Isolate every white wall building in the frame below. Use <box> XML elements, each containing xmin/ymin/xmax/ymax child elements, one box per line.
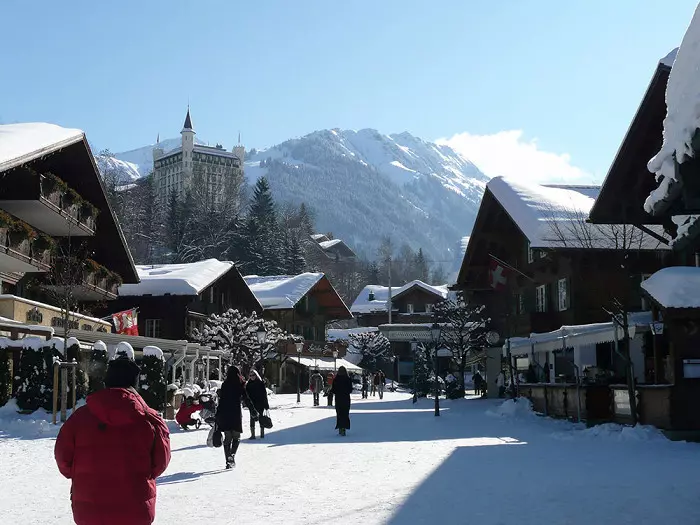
<box><xmin>153</xmin><ymin>108</ymin><xmax>244</xmax><ymax>207</ymax></box>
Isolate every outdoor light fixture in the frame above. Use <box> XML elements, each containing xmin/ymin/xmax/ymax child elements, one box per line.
<box><xmin>430</xmin><ymin>322</ymin><xmax>441</xmax><ymax>344</ymax></box>
<box><xmin>295</xmin><ymin>341</ymin><xmax>304</xmax><ymax>403</ymax></box>
<box><xmin>410</xmin><ymin>337</ymin><xmax>418</xmax><ymax>353</ymax></box>
<box><xmin>256</xmin><ymin>324</ymin><xmax>267</xmax><ymax>345</ymax></box>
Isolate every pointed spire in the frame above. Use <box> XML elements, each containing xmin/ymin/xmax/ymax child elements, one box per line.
<box><xmin>156</xmin><ymin>133</ymin><xmax>160</xmax><ymax>144</ymax></box>
<box><xmin>183</xmin><ymin>105</ymin><xmax>193</xmax><ymax>131</ymax></box>
<box><xmin>238</xmin><ymin>131</ymin><xmax>241</xmax><ymax>145</ymax></box>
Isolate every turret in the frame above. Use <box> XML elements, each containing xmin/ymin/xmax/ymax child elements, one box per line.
<box><xmin>153</xmin><ymin>133</ymin><xmax>164</xmax><ymax>161</ymax></box>
<box><xmin>233</xmin><ymin>132</ymin><xmax>245</xmax><ymax>170</ymax></box>
<box><xmin>181</xmin><ymin>107</ymin><xmax>196</xmax><ymax>175</ymax></box>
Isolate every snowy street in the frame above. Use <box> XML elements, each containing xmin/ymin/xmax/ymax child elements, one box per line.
<box><xmin>3</xmin><ymin>392</ymin><xmax>700</xmax><ymax>525</ymax></box>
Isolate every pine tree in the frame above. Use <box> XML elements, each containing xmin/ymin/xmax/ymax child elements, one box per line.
<box><xmin>244</xmin><ymin>178</ymin><xmax>283</xmax><ymax>275</ymax></box>
<box><xmin>412</xmin><ymin>344</ymin><xmax>431</xmax><ymax>397</ymax></box>
<box><xmin>288</xmin><ymin>236</ymin><xmax>306</xmax><ymax>274</ymax></box>
<box><xmin>139</xmin><ymin>348</ymin><xmax>166</xmax><ymax>411</ymax></box>
<box><xmin>414</xmin><ymin>248</ymin><xmax>430</xmax><ymax>282</ymax></box>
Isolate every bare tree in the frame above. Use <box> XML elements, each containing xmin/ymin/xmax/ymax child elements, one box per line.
<box><xmin>433</xmin><ymin>292</ymin><xmax>488</xmax><ymax>396</ymax></box>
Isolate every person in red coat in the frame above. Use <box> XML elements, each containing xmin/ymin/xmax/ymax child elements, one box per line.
<box><xmin>54</xmin><ymin>355</ymin><xmax>171</xmax><ymax>525</ymax></box>
<box><xmin>176</xmin><ymin>395</ymin><xmax>203</xmax><ymax>430</ymax></box>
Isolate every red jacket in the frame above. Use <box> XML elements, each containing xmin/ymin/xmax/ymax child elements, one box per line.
<box><xmin>175</xmin><ymin>402</ymin><xmax>203</xmax><ymax>424</ymax></box>
<box><xmin>55</xmin><ymin>388</ymin><xmax>171</xmax><ymax>525</ymax></box>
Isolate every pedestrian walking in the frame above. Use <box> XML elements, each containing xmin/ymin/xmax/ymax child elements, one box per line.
<box><xmin>361</xmin><ymin>372</ymin><xmax>369</xmax><ymax>398</ymax></box>
<box><xmin>246</xmin><ymin>369</ymin><xmax>269</xmax><ymax>439</ymax></box>
<box><xmin>326</xmin><ymin>372</ymin><xmax>335</xmax><ymax>406</ymax></box>
<box><xmin>496</xmin><ymin>370</ymin><xmax>506</xmax><ymax>398</ymax></box>
<box><xmin>473</xmin><ymin>370</ymin><xmax>484</xmax><ymax>397</ymax></box>
<box><xmin>331</xmin><ymin>366</ymin><xmax>352</xmax><ymax>436</ymax></box>
<box><xmin>176</xmin><ymin>395</ymin><xmax>203</xmax><ymax>430</ymax></box>
<box><xmin>370</xmin><ymin>372</ymin><xmax>378</xmax><ymax>396</ymax></box>
<box><xmin>216</xmin><ymin>366</ymin><xmax>257</xmax><ymax>469</ymax></box>
<box><xmin>310</xmin><ymin>369</ymin><xmax>324</xmax><ymax>406</ymax></box>
<box><xmin>377</xmin><ymin>370</ymin><xmax>386</xmax><ymax>399</ymax></box>
<box><xmin>54</xmin><ymin>354</ymin><xmax>171</xmax><ymax>525</ymax></box>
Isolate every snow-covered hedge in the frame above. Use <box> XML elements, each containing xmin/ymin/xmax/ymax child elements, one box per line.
<box><xmin>15</xmin><ymin>342</ymin><xmax>62</xmax><ymax>412</ymax></box>
<box><xmin>0</xmin><ymin>347</ymin><xmax>10</xmax><ymax>407</ymax></box>
<box><xmin>139</xmin><ymin>346</ymin><xmax>166</xmax><ymax>411</ymax></box>
<box><xmin>88</xmin><ymin>341</ymin><xmax>108</xmax><ymax>393</ymax></box>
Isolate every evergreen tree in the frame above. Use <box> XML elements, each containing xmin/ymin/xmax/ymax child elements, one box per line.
<box><xmin>414</xmin><ymin>248</ymin><xmax>430</xmax><ymax>282</ymax></box>
<box><xmin>244</xmin><ymin>178</ymin><xmax>283</xmax><ymax>275</ymax></box>
<box><xmin>139</xmin><ymin>347</ymin><xmax>166</xmax><ymax>411</ymax></box>
<box><xmin>288</xmin><ymin>236</ymin><xmax>306</xmax><ymax>274</ymax></box>
<box><xmin>0</xmin><ymin>347</ymin><xmax>10</xmax><ymax>407</ymax></box>
<box><xmin>412</xmin><ymin>344</ymin><xmax>431</xmax><ymax>397</ymax></box>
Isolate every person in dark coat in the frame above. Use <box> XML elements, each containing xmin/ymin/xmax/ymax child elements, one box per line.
<box><xmin>473</xmin><ymin>371</ymin><xmax>484</xmax><ymax>396</ymax></box>
<box><xmin>245</xmin><ymin>369</ymin><xmax>269</xmax><ymax>439</ymax></box>
<box><xmin>361</xmin><ymin>372</ymin><xmax>369</xmax><ymax>399</ymax></box>
<box><xmin>330</xmin><ymin>366</ymin><xmax>353</xmax><ymax>436</ymax></box>
<box><xmin>216</xmin><ymin>366</ymin><xmax>256</xmax><ymax>469</ymax></box>
<box><xmin>54</xmin><ymin>355</ymin><xmax>171</xmax><ymax>525</ymax></box>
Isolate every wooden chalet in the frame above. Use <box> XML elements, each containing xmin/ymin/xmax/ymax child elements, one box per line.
<box><xmin>0</xmin><ymin>123</ymin><xmax>139</xmax><ymax>306</ymax></box>
<box><xmin>108</xmin><ymin>259</ymin><xmax>262</xmax><ymax>341</ymax></box>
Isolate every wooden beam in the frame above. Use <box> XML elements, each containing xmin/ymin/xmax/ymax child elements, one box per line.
<box><xmin>633</xmin><ymin>224</ymin><xmax>669</xmax><ymax>245</ymax></box>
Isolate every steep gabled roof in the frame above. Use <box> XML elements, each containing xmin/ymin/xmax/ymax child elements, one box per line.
<box><xmin>119</xmin><ymin>259</ymin><xmax>254</xmax><ymax>300</ymax></box>
<box><xmin>183</xmin><ymin>108</ymin><xmax>193</xmax><ymax>131</ymax></box>
<box><xmin>0</xmin><ymin>123</ymin><xmax>84</xmax><ymax>172</ymax></box>
<box><xmin>350</xmin><ymin>281</ymin><xmax>449</xmax><ymax>314</ymax></box>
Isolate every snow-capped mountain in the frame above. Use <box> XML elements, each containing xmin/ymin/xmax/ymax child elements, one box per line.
<box><xmin>94</xmin><ymin>155</ymin><xmax>141</xmax><ymax>184</ymax></box>
<box><xmin>246</xmin><ymin>128</ymin><xmax>487</xmax><ymax>262</ymax></box>
<box><xmin>103</xmin><ymin>128</ymin><xmax>487</xmax><ymax>263</ymax></box>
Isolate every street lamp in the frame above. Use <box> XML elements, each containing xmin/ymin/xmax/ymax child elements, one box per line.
<box><xmin>410</xmin><ymin>337</ymin><xmax>418</xmax><ymax>399</ymax></box>
<box><xmin>333</xmin><ymin>348</ymin><xmax>338</xmax><ymax>372</ymax></box>
<box><xmin>295</xmin><ymin>341</ymin><xmax>304</xmax><ymax>403</ymax></box>
<box><xmin>431</xmin><ymin>323</ymin><xmax>441</xmax><ymax>417</ymax></box>
<box><xmin>256</xmin><ymin>324</ymin><xmax>267</xmax><ymax>375</ymax></box>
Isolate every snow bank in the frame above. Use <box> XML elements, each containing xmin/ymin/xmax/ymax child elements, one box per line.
<box><xmin>113</xmin><ymin>341</ymin><xmax>135</xmax><ymax>360</ymax></box>
<box><xmin>641</xmin><ymin>266</ymin><xmax>700</xmax><ymax>308</ymax></box>
<box><xmin>580</xmin><ymin>423</ymin><xmax>668</xmax><ymax>442</ymax></box>
<box><xmin>119</xmin><ymin>259</ymin><xmax>234</xmax><ymax>297</ymax></box>
<box><xmin>143</xmin><ymin>345</ymin><xmax>164</xmax><ymax>359</ymax></box>
<box><xmin>0</xmin><ymin>398</ymin><xmax>85</xmax><ymax>439</ymax></box>
<box><xmin>0</xmin><ymin>122</ymin><xmax>84</xmax><ymax>173</ymax></box>
<box><xmin>486</xmin><ymin>397</ymin><xmax>538</xmax><ymax>419</ymax></box>
<box><xmin>646</xmin><ymin>5</ymin><xmax>700</xmax><ymax>214</ymax></box>
<box><xmin>244</xmin><ymin>273</ymin><xmax>324</xmax><ymax>309</ymax></box>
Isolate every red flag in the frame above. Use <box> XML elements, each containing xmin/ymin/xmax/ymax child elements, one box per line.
<box><xmin>112</xmin><ymin>309</ymin><xmax>138</xmax><ymax>336</ymax></box>
<box><xmin>488</xmin><ymin>257</ymin><xmax>509</xmax><ymax>291</ymax></box>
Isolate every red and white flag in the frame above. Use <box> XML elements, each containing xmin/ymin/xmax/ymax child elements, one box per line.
<box><xmin>488</xmin><ymin>256</ymin><xmax>509</xmax><ymax>291</ymax></box>
<box><xmin>112</xmin><ymin>309</ymin><xmax>138</xmax><ymax>336</ymax></box>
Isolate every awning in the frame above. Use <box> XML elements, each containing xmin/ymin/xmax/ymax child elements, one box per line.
<box><xmin>291</xmin><ymin>356</ymin><xmax>364</xmax><ymax>374</ymax></box>
<box><xmin>504</xmin><ymin>312</ymin><xmax>653</xmax><ymax>356</ymax></box>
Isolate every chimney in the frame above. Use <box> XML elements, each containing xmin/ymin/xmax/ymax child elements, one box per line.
<box><xmin>368</xmin><ymin>290</ymin><xmax>375</xmax><ymax>302</ymax></box>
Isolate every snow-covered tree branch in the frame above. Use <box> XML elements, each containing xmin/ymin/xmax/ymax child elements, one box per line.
<box><xmin>347</xmin><ymin>331</ymin><xmax>391</xmax><ymax>370</ymax></box>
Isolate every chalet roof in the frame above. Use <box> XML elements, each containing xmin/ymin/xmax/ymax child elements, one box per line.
<box><xmin>0</xmin><ymin>123</ymin><xmax>83</xmax><ymax>172</ymax></box>
<box><xmin>641</xmin><ymin>266</ymin><xmax>700</xmax><ymax>309</ymax></box>
<box><xmin>0</xmin><ymin>123</ymin><xmax>138</xmax><ymax>283</ymax></box>
<box><xmin>588</xmin><ymin>55</ymin><xmax>673</xmax><ymax>225</ymax></box>
<box><xmin>486</xmin><ymin>177</ymin><xmax>667</xmax><ymax>250</ymax></box>
<box><xmin>350</xmin><ymin>281</ymin><xmax>449</xmax><ymax>314</ymax></box>
<box><xmin>319</xmin><ymin>239</ymin><xmax>343</xmax><ymax>249</ymax></box>
<box><xmin>311</xmin><ymin>234</ymin><xmax>330</xmax><ymax>242</ymax></box>
<box><xmin>244</xmin><ymin>273</ymin><xmax>352</xmax><ymax>319</ymax></box>
<box><xmin>119</xmin><ymin>259</ymin><xmax>249</xmax><ymax>298</ymax></box>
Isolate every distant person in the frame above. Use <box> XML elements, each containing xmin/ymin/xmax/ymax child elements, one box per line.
<box><xmin>370</xmin><ymin>372</ymin><xmax>378</xmax><ymax>396</ymax></box>
<box><xmin>496</xmin><ymin>370</ymin><xmax>506</xmax><ymax>398</ymax></box>
<box><xmin>216</xmin><ymin>366</ymin><xmax>256</xmax><ymax>469</ymax></box>
<box><xmin>246</xmin><ymin>369</ymin><xmax>269</xmax><ymax>439</ymax></box>
<box><xmin>176</xmin><ymin>395</ymin><xmax>203</xmax><ymax>430</ymax></box>
<box><xmin>54</xmin><ymin>355</ymin><xmax>171</xmax><ymax>525</ymax></box>
<box><xmin>473</xmin><ymin>371</ymin><xmax>484</xmax><ymax>397</ymax></box>
<box><xmin>310</xmin><ymin>369</ymin><xmax>324</xmax><ymax>406</ymax></box>
<box><xmin>326</xmin><ymin>372</ymin><xmax>335</xmax><ymax>406</ymax></box>
<box><xmin>361</xmin><ymin>372</ymin><xmax>369</xmax><ymax>399</ymax></box>
<box><xmin>377</xmin><ymin>370</ymin><xmax>386</xmax><ymax>399</ymax></box>
<box><xmin>330</xmin><ymin>366</ymin><xmax>353</xmax><ymax>436</ymax></box>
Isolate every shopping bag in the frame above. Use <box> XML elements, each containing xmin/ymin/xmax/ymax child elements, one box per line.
<box><xmin>261</xmin><ymin>409</ymin><xmax>273</xmax><ymax>429</ymax></box>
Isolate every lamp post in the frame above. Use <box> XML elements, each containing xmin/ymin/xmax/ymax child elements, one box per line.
<box><xmin>431</xmin><ymin>323</ymin><xmax>441</xmax><ymax>417</ymax></box>
<box><xmin>256</xmin><ymin>324</ymin><xmax>267</xmax><ymax>376</ymax></box>
<box><xmin>295</xmin><ymin>341</ymin><xmax>304</xmax><ymax>403</ymax></box>
<box><xmin>333</xmin><ymin>348</ymin><xmax>338</xmax><ymax>372</ymax></box>
<box><xmin>392</xmin><ymin>355</ymin><xmax>397</xmax><ymax>391</ymax></box>
<box><xmin>410</xmin><ymin>337</ymin><xmax>418</xmax><ymax>398</ymax></box>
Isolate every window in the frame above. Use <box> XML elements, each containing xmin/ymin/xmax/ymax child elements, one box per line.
<box><xmin>145</xmin><ymin>319</ymin><xmax>161</xmax><ymax>338</ymax></box>
<box><xmin>527</xmin><ymin>242</ymin><xmax>534</xmax><ymax>263</ymax></box>
<box><xmin>535</xmin><ymin>285</ymin><xmax>547</xmax><ymax>313</ymax></box>
<box><xmin>557</xmin><ymin>278</ymin><xmax>568</xmax><ymax>311</ymax></box>
<box><xmin>81</xmin><ymin>324</ymin><xmax>93</xmax><ymax>331</ymax></box>
<box><xmin>425</xmin><ymin>304</ymin><xmax>433</xmax><ymax>313</ymax></box>
<box><xmin>407</xmin><ymin>303</ymin><xmax>414</xmax><ymax>314</ymax></box>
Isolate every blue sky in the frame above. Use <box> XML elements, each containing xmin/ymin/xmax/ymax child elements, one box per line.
<box><xmin>1</xmin><ymin>1</ymin><xmax>697</xmax><ymax>183</ymax></box>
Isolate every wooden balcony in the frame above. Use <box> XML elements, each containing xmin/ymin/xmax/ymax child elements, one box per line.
<box><xmin>0</xmin><ymin>226</ymin><xmax>51</xmax><ymax>273</ymax></box>
<box><xmin>42</xmin><ymin>264</ymin><xmax>120</xmax><ymax>301</ymax></box>
<box><xmin>0</xmin><ymin>169</ymin><xmax>97</xmax><ymax>237</ymax></box>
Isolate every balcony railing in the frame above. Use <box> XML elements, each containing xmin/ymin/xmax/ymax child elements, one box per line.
<box><xmin>0</xmin><ymin>220</ymin><xmax>51</xmax><ymax>273</ymax></box>
<box><xmin>0</xmin><ymin>169</ymin><xmax>98</xmax><ymax>237</ymax></box>
<box><xmin>42</xmin><ymin>259</ymin><xmax>121</xmax><ymax>301</ymax></box>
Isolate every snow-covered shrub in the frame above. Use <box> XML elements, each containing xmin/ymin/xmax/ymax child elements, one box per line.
<box><xmin>113</xmin><ymin>341</ymin><xmax>135</xmax><ymax>360</ymax></box>
<box><xmin>445</xmin><ymin>374</ymin><xmax>463</xmax><ymax>399</ymax></box>
<box><xmin>15</xmin><ymin>345</ymin><xmax>55</xmax><ymax>412</ymax></box>
<box><xmin>139</xmin><ymin>346</ymin><xmax>166</xmax><ymax>411</ymax></box>
<box><xmin>0</xmin><ymin>347</ymin><xmax>10</xmax><ymax>407</ymax></box>
<box><xmin>65</xmin><ymin>339</ymin><xmax>87</xmax><ymax>408</ymax></box>
<box><xmin>412</xmin><ymin>346</ymin><xmax>431</xmax><ymax>397</ymax></box>
<box><xmin>88</xmin><ymin>341</ymin><xmax>108</xmax><ymax>393</ymax></box>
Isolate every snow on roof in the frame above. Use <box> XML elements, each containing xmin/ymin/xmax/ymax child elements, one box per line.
<box><xmin>660</xmin><ymin>47</ymin><xmax>679</xmax><ymax>68</ymax></box>
<box><xmin>0</xmin><ymin>123</ymin><xmax>84</xmax><ymax>173</ymax></box>
<box><xmin>327</xmin><ymin>327</ymin><xmax>378</xmax><ymax>341</ymax></box>
<box><xmin>296</xmin><ymin>356</ymin><xmax>363</xmax><ymax>373</ymax></box>
<box><xmin>350</xmin><ymin>281</ymin><xmax>449</xmax><ymax>314</ymax></box>
<box><xmin>244</xmin><ymin>273</ymin><xmax>324</xmax><ymax>309</ymax></box>
<box><xmin>487</xmin><ymin>177</ymin><xmax>666</xmax><ymax>250</ymax></box>
<box><xmin>118</xmin><ymin>259</ymin><xmax>234</xmax><ymax>296</ymax></box>
<box><xmin>311</xmin><ymin>234</ymin><xmax>329</xmax><ymax>242</ymax></box>
<box><xmin>319</xmin><ymin>239</ymin><xmax>343</xmax><ymax>250</ymax></box>
<box><xmin>645</xmin><ymin>5</ymin><xmax>700</xmax><ymax>214</ymax></box>
<box><xmin>641</xmin><ymin>266</ymin><xmax>700</xmax><ymax>308</ymax></box>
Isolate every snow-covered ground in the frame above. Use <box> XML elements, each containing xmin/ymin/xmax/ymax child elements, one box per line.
<box><xmin>2</xmin><ymin>393</ymin><xmax>700</xmax><ymax>524</ymax></box>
